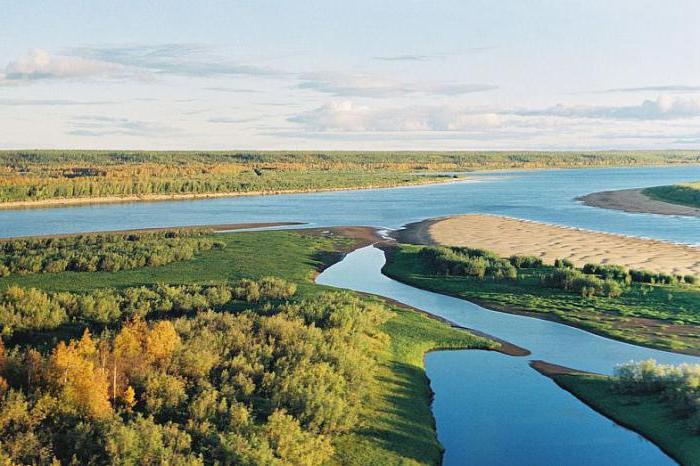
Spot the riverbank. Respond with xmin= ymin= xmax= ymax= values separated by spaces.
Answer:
xmin=533 ymin=362 xmax=700 ymax=466
xmin=381 ymin=243 xmax=700 ymax=356
xmin=0 ymin=221 xmax=305 ymax=241
xmin=393 ymin=214 xmax=700 ymax=276
xmin=578 ymin=188 xmax=700 ymax=217
xmin=0 ymin=176 xmax=464 ymax=210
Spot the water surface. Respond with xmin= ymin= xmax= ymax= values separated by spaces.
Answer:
xmin=2 ymin=166 xmax=700 ymax=243
xmin=317 ymin=246 xmax=695 ymax=465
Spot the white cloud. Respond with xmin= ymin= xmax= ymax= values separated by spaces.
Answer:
xmin=68 ymin=115 xmax=181 ymax=137
xmin=515 ymin=95 xmax=700 ymax=120
xmin=289 ymin=101 xmax=504 ymax=132
xmin=298 ymin=73 xmax=497 ymax=98
xmin=1 ymin=49 xmax=122 ymax=84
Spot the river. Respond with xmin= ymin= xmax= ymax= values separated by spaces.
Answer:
xmin=3 ymin=165 xmax=700 ymax=464
xmin=317 ymin=245 xmax=697 ymax=465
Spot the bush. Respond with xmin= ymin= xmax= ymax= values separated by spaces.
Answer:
xmin=419 ymin=246 xmax=516 ymax=280
xmin=509 ymin=255 xmax=544 ymax=268
xmin=554 ymin=258 xmax=574 ymax=268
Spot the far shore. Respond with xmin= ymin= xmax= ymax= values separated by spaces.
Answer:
xmin=0 ymin=177 xmax=466 ymax=211
xmin=0 ymin=221 xmax=305 ymax=242
xmin=393 ymin=213 xmax=700 ymax=276
xmin=578 ymin=188 xmax=700 ymax=217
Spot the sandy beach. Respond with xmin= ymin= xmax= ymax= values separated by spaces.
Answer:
xmin=394 ymin=214 xmax=700 ymax=276
xmin=578 ymin=188 xmax=700 ymax=217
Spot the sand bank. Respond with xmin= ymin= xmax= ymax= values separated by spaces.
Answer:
xmin=578 ymin=188 xmax=700 ymax=217
xmin=393 ymin=214 xmax=700 ymax=276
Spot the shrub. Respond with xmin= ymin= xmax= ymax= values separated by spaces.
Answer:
xmin=509 ymin=255 xmax=544 ymax=268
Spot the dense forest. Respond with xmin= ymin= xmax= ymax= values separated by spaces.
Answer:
xmin=0 ymin=230 xmax=222 ymax=277
xmin=1 ymin=150 xmax=698 ymax=204
xmin=0 ymin=228 xmax=496 ymax=464
xmin=644 ymin=183 xmax=700 ymax=209
xmin=0 ymin=291 xmax=388 ymax=464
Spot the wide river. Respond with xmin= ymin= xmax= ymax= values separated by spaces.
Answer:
xmin=3 ymin=165 xmax=700 ymax=464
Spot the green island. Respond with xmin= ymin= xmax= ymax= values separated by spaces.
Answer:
xmin=382 ymin=243 xmax=700 ymax=355
xmin=644 ymin=183 xmax=700 ymax=209
xmin=1 ymin=150 xmax=699 ymax=206
xmin=538 ymin=360 xmax=700 ymax=466
xmin=384 ymin=243 xmax=700 ymax=464
xmin=0 ymin=227 xmax=496 ymax=465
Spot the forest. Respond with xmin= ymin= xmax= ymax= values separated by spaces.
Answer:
xmin=0 ymin=230 xmax=222 ymax=277
xmin=1 ymin=150 xmax=699 ymax=204
xmin=0 ymin=228 xmax=495 ymax=464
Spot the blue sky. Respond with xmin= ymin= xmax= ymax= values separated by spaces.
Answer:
xmin=1 ymin=0 xmax=699 ymax=150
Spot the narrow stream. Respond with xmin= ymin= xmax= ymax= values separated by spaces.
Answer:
xmin=317 ymin=245 xmax=697 ymax=465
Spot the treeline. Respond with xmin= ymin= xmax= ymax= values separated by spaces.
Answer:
xmin=2 ymin=150 xmax=699 ymax=203
xmin=418 ymin=245 xmax=697 ymax=299
xmin=418 ymin=246 xmax=518 ymax=279
xmin=0 ymin=229 xmax=222 ymax=277
xmin=614 ymin=360 xmax=700 ymax=433
xmin=644 ymin=183 xmax=700 ymax=209
xmin=0 ymin=291 xmax=389 ymax=464
xmin=0 ymin=277 xmax=296 ymax=335
xmin=546 ymin=259 xmax=697 ymax=297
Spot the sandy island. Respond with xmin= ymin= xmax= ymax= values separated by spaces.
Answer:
xmin=393 ymin=214 xmax=700 ymax=276
xmin=578 ymin=188 xmax=700 ymax=217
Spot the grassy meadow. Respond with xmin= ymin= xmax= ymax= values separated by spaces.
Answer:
xmin=382 ymin=244 xmax=700 ymax=354
xmin=0 ymin=228 xmax=496 ymax=465
xmin=644 ymin=183 xmax=700 ymax=209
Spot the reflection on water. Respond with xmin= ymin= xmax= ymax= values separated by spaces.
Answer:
xmin=317 ymin=246 xmax=688 ymax=465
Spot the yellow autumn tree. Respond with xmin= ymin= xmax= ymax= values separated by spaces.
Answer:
xmin=48 ymin=330 xmax=112 ymax=419
xmin=146 ymin=320 xmax=180 ymax=366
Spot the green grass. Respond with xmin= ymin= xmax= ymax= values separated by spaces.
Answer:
xmin=0 ymin=229 xmax=495 ymax=465
xmin=644 ymin=183 xmax=700 ymax=209
xmin=552 ymin=374 xmax=700 ymax=466
xmin=382 ymin=244 xmax=700 ymax=354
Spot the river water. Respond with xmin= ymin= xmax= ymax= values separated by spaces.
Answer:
xmin=2 ymin=166 xmax=700 ymax=243
xmin=317 ymin=246 xmax=697 ymax=465
xmin=2 ymin=165 xmax=700 ymax=464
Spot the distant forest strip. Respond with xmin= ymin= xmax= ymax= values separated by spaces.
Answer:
xmin=1 ymin=150 xmax=699 ymax=204
xmin=644 ymin=183 xmax=700 ymax=209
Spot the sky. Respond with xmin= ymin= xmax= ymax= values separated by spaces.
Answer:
xmin=1 ymin=0 xmax=699 ymax=150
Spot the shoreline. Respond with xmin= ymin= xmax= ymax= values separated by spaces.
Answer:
xmin=532 ymin=362 xmax=686 ymax=466
xmin=0 ymin=221 xmax=306 ymax=241
xmin=578 ymin=188 xmax=700 ymax=218
xmin=0 ymin=177 xmax=465 ymax=211
xmin=379 ymin=243 xmax=700 ymax=357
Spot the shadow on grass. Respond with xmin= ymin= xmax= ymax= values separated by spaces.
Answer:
xmin=355 ymin=360 xmax=443 ymax=464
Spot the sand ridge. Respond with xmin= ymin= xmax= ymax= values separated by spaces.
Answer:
xmin=401 ymin=214 xmax=700 ymax=276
